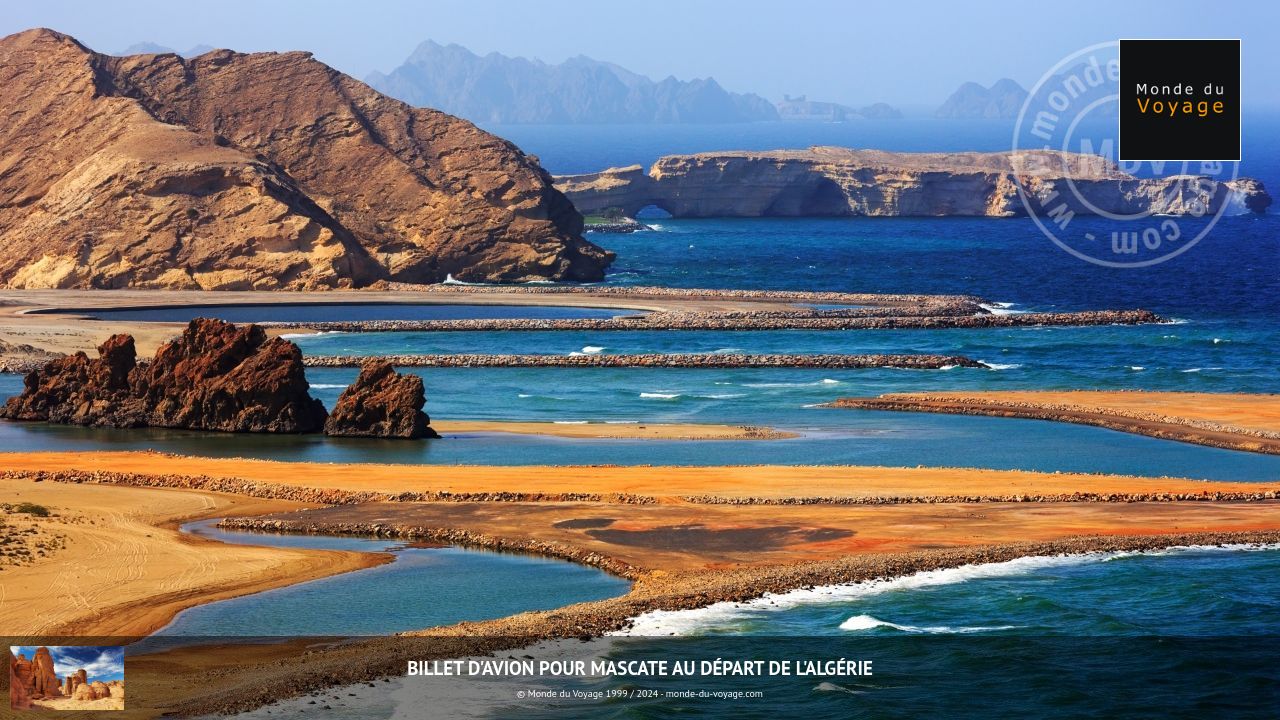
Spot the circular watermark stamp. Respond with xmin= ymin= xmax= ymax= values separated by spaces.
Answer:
xmin=1011 ymin=41 xmax=1241 ymax=267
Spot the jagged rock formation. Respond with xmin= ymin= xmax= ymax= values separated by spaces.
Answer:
xmin=30 ymin=647 xmax=61 ymax=698
xmin=776 ymin=95 xmax=901 ymax=121
xmin=367 ymin=40 xmax=779 ymax=124
xmin=0 ymin=28 xmax=611 ymax=289
xmin=935 ymin=79 xmax=1029 ymax=119
xmin=324 ymin=360 xmax=439 ymax=439
xmin=0 ymin=318 xmax=327 ymax=433
xmin=9 ymin=649 xmax=31 ymax=708
xmin=10 ymin=647 xmax=63 ymax=703
xmin=555 ymin=147 xmax=1272 ymax=218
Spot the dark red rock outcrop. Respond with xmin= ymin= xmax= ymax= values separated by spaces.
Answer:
xmin=0 ymin=318 xmax=327 ymax=433
xmin=324 ymin=360 xmax=438 ymax=439
xmin=0 ymin=28 xmax=612 ymax=289
xmin=132 ymin=319 xmax=327 ymax=433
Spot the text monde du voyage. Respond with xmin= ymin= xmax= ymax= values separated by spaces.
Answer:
xmin=1134 ymin=82 xmax=1228 ymax=118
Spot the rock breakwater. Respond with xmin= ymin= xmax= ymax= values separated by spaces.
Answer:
xmin=833 ymin=394 xmax=1280 ymax=455
xmin=302 ymin=353 xmax=986 ymax=369
xmin=271 ymin=308 xmax=1162 ymax=334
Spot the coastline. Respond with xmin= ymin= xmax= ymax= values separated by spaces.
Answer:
xmin=4 ymin=453 xmax=1278 ymax=714
xmin=140 ymin=528 xmax=1280 ymax=717
xmin=0 ymin=478 xmax=390 ymax=638
xmin=833 ymin=390 xmax=1280 ymax=454
xmin=4 ymin=451 xmax=1277 ymax=502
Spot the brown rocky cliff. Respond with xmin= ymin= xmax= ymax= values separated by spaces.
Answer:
xmin=0 ymin=29 xmax=611 ymax=289
xmin=556 ymin=146 xmax=1271 ymax=218
xmin=324 ymin=360 xmax=439 ymax=439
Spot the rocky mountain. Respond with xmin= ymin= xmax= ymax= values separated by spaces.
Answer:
xmin=776 ymin=95 xmax=902 ymax=121
xmin=366 ymin=41 xmax=779 ymax=124
xmin=555 ymin=147 xmax=1271 ymax=218
xmin=935 ymin=78 xmax=1028 ymax=119
xmin=0 ymin=29 xmax=611 ymax=289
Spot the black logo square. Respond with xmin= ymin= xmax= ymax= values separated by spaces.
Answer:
xmin=1119 ymin=39 xmax=1240 ymax=161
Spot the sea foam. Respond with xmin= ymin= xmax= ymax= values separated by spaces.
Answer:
xmin=613 ymin=544 xmax=1280 ymax=637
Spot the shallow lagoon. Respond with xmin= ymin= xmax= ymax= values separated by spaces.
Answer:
xmin=154 ymin=521 xmax=630 ymax=637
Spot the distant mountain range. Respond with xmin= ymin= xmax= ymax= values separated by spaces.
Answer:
xmin=934 ymin=78 xmax=1028 ymax=119
xmin=116 ymin=41 xmax=214 ymax=58
xmin=776 ymin=95 xmax=902 ymax=121
xmin=366 ymin=41 xmax=780 ymax=124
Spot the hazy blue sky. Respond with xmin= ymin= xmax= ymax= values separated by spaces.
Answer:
xmin=4 ymin=1 xmax=1276 ymax=108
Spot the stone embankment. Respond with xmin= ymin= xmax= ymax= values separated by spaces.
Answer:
xmin=833 ymin=394 xmax=1280 ymax=454
xmin=270 ymin=308 xmax=1162 ymax=334
xmin=11 ymin=468 xmax=1275 ymax=506
xmin=365 ymin=283 xmax=987 ymax=306
xmin=302 ymin=353 xmax=986 ymax=369
xmin=1 ymin=469 xmax=656 ymax=506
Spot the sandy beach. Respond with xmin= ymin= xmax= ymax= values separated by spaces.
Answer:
xmin=4 ymin=450 xmax=1274 ymax=502
xmin=834 ymin=390 xmax=1280 ymax=453
xmin=0 ymin=478 xmax=386 ymax=637
xmin=2 ymin=452 xmax=1277 ymax=715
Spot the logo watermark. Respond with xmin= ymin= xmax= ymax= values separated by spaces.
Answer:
xmin=1012 ymin=41 xmax=1242 ymax=268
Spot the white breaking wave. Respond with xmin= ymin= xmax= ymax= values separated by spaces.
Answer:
xmin=280 ymin=330 xmax=346 ymax=339
xmin=639 ymin=392 xmax=681 ymax=399
xmin=709 ymin=348 xmax=742 ymax=354
xmin=442 ymin=273 xmax=490 ymax=286
xmin=838 ymin=614 xmax=1018 ymax=634
xmin=742 ymin=379 xmax=843 ymax=388
xmin=612 ymin=544 xmax=1280 ymax=637
xmin=553 ymin=420 xmax=588 ymax=425
xmin=813 ymin=681 xmax=867 ymax=695
xmin=1130 ymin=366 xmax=1146 ymax=371
xmin=979 ymin=302 xmax=1027 ymax=316
xmin=580 ymin=346 xmax=606 ymax=354
xmin=698 ymin=393 xmax=747 ymax=400
xmin=308 ymin=383 xmax=349 ymax=390
xmin=984 ymin=363 xmax=1022 ymax=371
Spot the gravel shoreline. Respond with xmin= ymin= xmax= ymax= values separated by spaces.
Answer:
xmin=13 ymin=468 xmax=1276 ymax=506
xmin=833 ymin=395 xmax=1280 ymax=454
xmin=265 ymin=308 xmax=1162 ymax=333
xmin=302 ymin=353 xmax=986 ymax=369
